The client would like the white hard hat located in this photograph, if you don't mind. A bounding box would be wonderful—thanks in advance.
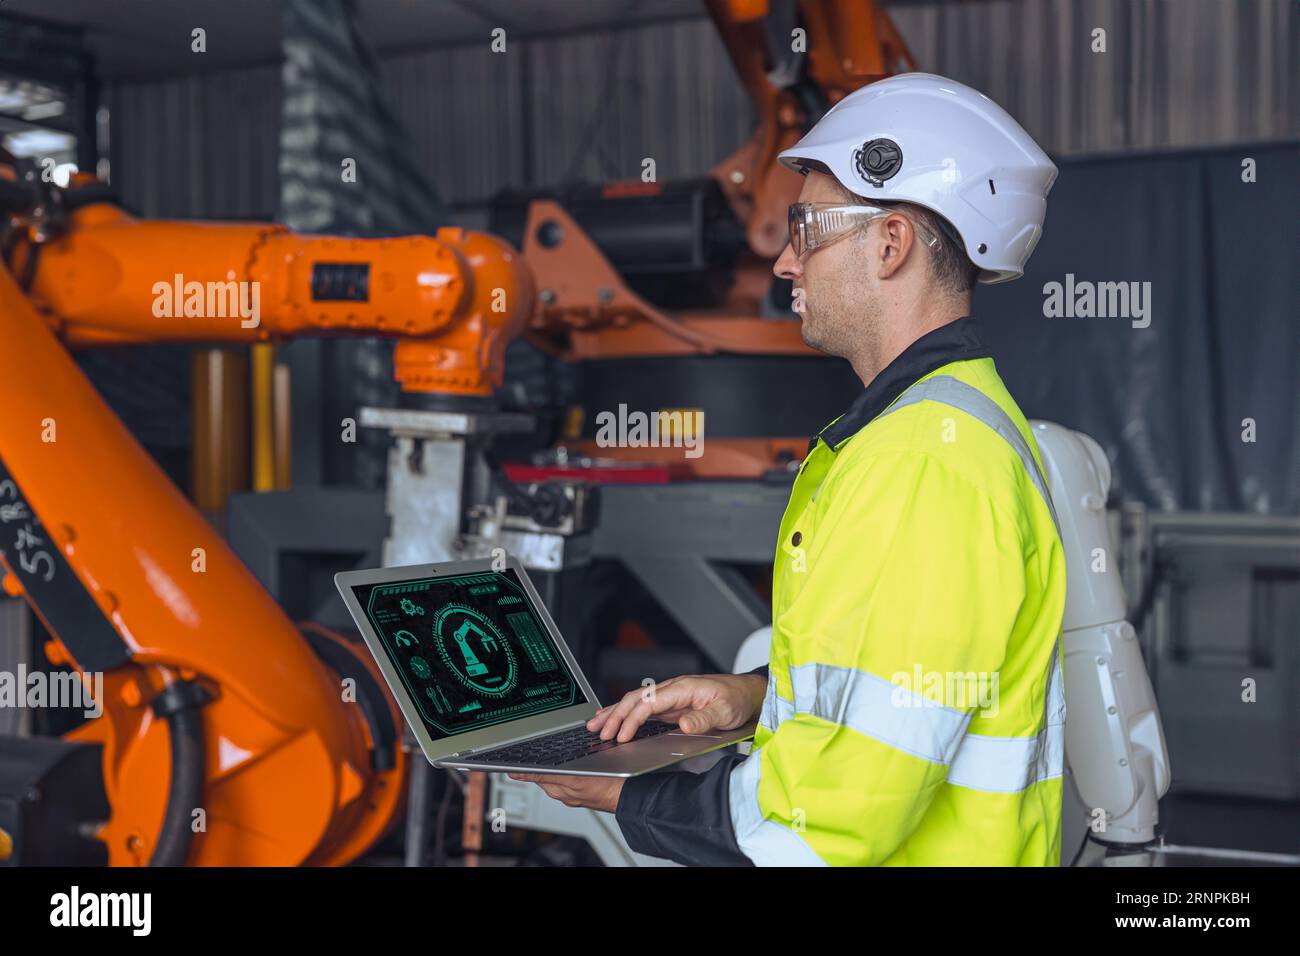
[778,72,1057,283]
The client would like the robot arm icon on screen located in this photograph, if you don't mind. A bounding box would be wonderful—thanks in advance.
[452,619,496,676]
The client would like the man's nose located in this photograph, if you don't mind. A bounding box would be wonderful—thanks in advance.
[773,243,801,281]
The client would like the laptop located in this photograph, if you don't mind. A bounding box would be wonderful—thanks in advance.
[335,556,756,776]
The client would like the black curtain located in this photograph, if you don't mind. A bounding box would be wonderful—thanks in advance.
[974,141,1300,514]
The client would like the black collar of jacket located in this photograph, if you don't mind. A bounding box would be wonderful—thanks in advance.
[813,315,991,453]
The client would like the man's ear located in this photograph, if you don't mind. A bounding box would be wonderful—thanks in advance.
[876,213,916,280]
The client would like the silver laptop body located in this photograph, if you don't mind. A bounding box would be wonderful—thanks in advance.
[335,555,755,777]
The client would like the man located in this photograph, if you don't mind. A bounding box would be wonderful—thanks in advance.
[513,73,1067,866]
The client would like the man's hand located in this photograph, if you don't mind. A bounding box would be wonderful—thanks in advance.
[588,673,767,742]
[507,773,624,813]
[514,674,765,811]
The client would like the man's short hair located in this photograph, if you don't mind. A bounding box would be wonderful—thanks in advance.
[887,201,982,295]
[826,175,979,295]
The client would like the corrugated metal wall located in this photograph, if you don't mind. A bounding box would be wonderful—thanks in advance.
[893,0,1298,156]
[106,0,1298,218]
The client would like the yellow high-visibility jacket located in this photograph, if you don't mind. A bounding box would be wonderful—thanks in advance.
[616,317,1068,866]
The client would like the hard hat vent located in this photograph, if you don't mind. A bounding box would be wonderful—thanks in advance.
[854,138,903,187]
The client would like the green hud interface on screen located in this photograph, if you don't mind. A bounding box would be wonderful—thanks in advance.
[352,569,586,739]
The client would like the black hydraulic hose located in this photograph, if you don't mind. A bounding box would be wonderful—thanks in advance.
[480,446,574,528]
[149,680,210,867]
[1068,829,1091,867]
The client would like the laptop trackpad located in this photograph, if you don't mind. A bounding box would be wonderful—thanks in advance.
[573,725,753,775]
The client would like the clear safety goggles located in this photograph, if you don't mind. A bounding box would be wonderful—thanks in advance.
[787,202,941,259]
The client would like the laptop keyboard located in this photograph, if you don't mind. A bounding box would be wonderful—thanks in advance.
[459,720,680,768]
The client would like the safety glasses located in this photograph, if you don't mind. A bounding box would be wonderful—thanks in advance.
[787,202,941,259]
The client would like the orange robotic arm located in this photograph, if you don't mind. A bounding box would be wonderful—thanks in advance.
[16,199,533,395]
[521,0,914,365]
[706,0,916,258]
[0,177,534,864]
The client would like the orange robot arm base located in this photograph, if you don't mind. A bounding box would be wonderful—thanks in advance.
[1,245,407,865]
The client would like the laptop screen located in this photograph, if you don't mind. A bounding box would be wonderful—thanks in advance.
[351,568,588,740]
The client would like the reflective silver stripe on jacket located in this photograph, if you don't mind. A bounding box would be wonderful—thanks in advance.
[790,662,972,764]
[946,706,1065,792]
[882,374,1066,791]
[758,677,794,734]
[761,659,1059,794]
[728,747,827,866]
[881,375,1062,532]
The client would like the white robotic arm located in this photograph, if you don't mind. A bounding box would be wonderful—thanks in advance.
[1031,422,1171,849]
